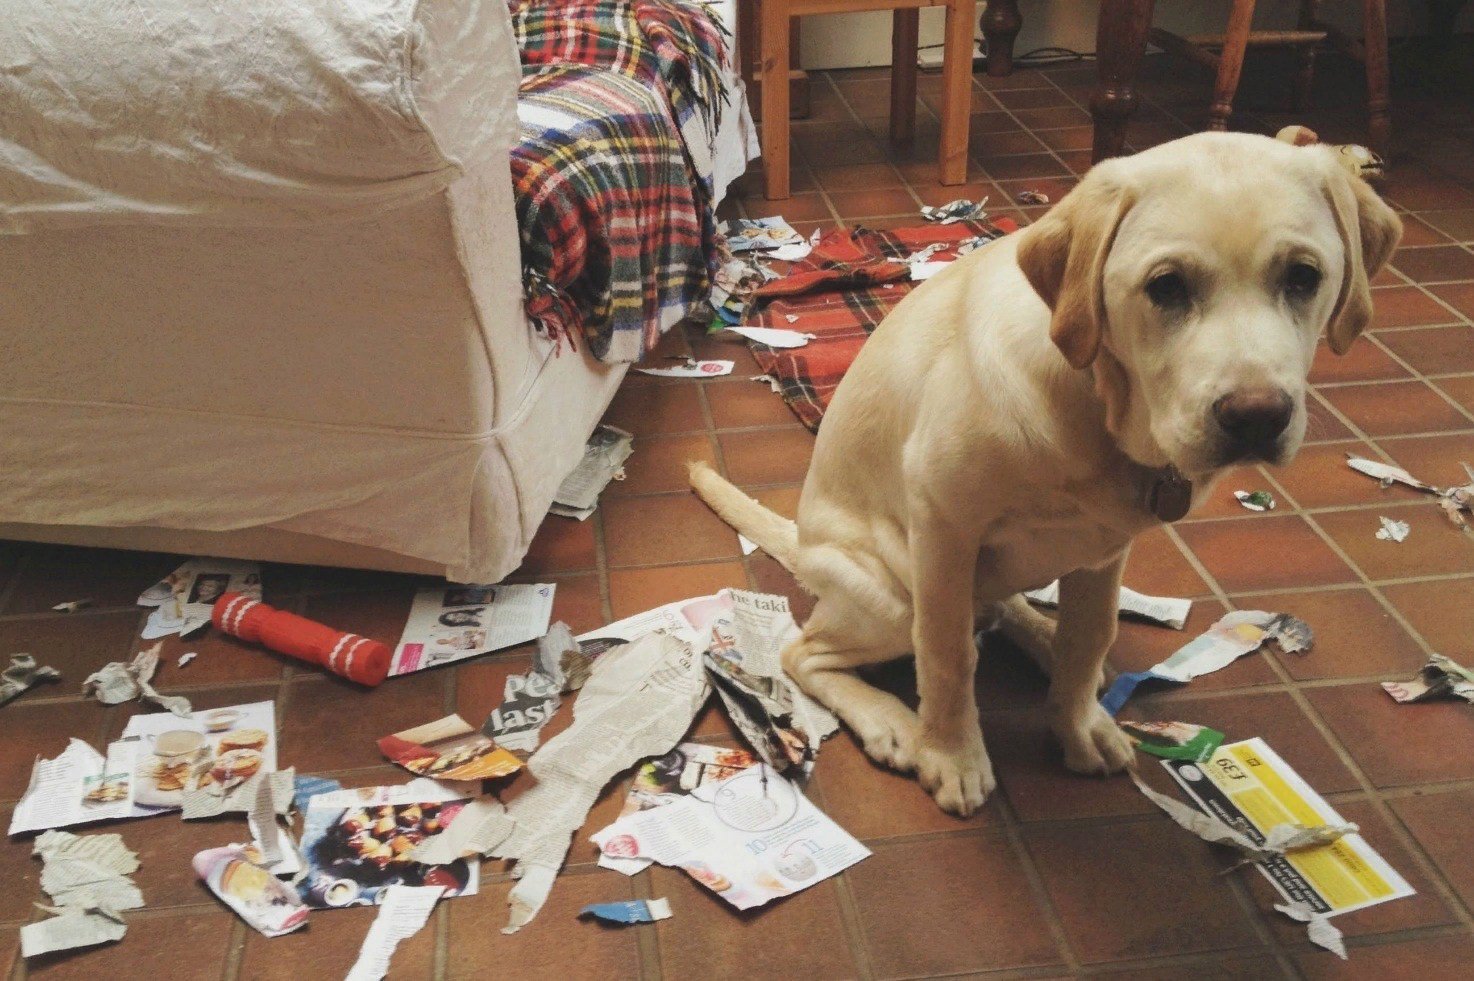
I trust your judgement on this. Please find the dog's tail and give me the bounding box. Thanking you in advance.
[687,461,799,572]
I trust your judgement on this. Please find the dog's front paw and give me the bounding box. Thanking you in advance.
[852,704,920,772]
[1054,705,1134,776]
[917,734,995,817]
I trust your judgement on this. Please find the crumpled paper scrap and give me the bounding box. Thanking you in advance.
[345,885,444,981]
[1375,516,1410,542]
[81,643,191,717]
[1382,654,1474,704]
[1347,454,1474,532]
[21,831,143,958]
[1276,900,1348,959]
[1234,489,1276,511]
[181,766,295,821]
[920,197,988,224]
[2,654,61,707]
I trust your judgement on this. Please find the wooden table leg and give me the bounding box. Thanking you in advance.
[760,0,792,199]
[1362,0,1391,154]
[938,0,975,184]
[890,8,920,143]
[1091,0,1157,163]
[981,0,1022,77]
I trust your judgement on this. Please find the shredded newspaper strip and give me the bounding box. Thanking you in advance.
[2,653,61,707]
[138,558,261,639]
[1024,581,1193,630]
[592,764,870,911]
[1276,900,1348,959]
[344,885,444,981]
[1101,611,1312,715]
[82,643,192,717]
[481,623,579,754]
[390,583,554,676]
[1346,454,1474,533]
[550,425,634,519]
[1382,653,1474,704]
[21,831,143,958]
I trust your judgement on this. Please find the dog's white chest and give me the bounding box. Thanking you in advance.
[975,507,1131,598]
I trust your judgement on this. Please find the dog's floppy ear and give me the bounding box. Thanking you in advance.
[1323,158,1402,354]
[1016,173,1134,369]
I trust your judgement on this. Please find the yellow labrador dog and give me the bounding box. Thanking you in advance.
[690,132,1400,816]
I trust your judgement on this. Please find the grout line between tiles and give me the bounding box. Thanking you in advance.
[989,790,1084,975]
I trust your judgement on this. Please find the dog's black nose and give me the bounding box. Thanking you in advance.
[1213,388,1293,455]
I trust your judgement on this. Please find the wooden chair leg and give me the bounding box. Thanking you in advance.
[937,0,974,184]
[1209,0,1256,131]
[760,0,792,199]
[1091,0,1158,163]
[1362,0,1391,154]
[1291,0,1320,110]
[981,0,1021,77]
[890,8,920,143]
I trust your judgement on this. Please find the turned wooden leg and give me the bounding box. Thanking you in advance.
[938,0,974,184]
[760,0,792,199]
[1291,0,1320,111]
[1362,0,1390,155]
[981,0,1021,77]
[1091,0,1157,163]
[1209,0,1255,131]
[890,8,920,143]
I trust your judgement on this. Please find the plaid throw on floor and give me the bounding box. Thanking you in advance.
[514,65,709,362]
[742,220,1019,432]
[510,0,731,362]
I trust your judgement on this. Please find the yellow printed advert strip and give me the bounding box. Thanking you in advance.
[1166,737,1413,916]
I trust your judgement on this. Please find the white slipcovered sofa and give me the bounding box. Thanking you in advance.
[0,0,632,583]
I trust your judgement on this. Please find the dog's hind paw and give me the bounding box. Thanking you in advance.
[917,735,995,817]
[1056,705,1134,776]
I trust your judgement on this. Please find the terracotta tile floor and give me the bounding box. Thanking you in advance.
[5,42,1474,980]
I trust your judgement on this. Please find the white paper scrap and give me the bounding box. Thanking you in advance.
[2,653,61,707]
[82,643,192,717]
[51,600,91,613]
[910,261,950,281]
[739,534,759,556]
[1345,455,1431,491]
[390,583,555,676]
[1025,581,1192,630]
[725,326,815,348]
[552,426,633,519]
[21,831,143,958]
[1375,516,1410,542]
[344,885,444,981]
[635,360,735,379]
[1277,901,1348,959]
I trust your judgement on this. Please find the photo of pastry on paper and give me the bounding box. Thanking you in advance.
[377,715,521,782]
[124,701,275,811]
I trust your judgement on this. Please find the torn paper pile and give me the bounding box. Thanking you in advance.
[481,622,580,754]
[194,844,309,937]
[379,715,521,781]
[1149,738,1412,955]
[593,764,869,911]
[390,583,554,675]
[1101,611,1312,715]
[82,643,192,717]
[1025,581,1192,630]
[345,885,443,981]
[2,653,60,707]
[138,557,261,639]
[721,216,802,253]
[551,425,634,520]
[21,831,143,958]
[1347,454,1474,531]
[297,780,479,909]
[1382,653,1474,704]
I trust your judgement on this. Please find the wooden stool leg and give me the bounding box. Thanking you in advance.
[1362,0,1391,154]
[1091,0,1157,163]
[1292,0,1320,110]
[890,8,920,143]
[938,0,974,184]
[981,0,1021,77]
[1209,0,1256,131]
[760,0,792,199]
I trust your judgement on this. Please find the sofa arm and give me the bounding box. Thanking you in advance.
[0,0,520,233]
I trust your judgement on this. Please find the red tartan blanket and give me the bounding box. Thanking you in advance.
[742,220,1019,432]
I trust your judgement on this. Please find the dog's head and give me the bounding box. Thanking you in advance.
[1016,132,1401,478]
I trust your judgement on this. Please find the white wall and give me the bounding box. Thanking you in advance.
[798,0,1472,71]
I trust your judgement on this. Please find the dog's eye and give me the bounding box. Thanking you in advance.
[1285,262,1322,297]
[1145,272,1189,307]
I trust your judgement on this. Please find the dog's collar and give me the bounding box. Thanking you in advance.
[1145,464,1193,522]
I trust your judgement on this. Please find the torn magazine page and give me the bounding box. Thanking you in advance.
[139,557,261,639]
[575,594,725,655]
[10,738,140,835]
[1382,653,1474,704]
[1119,721,1224,762]
[82,643,192,717]
[193,844,308,937]
[1161,738,1413,917]
[120,699,277,816]
[21,831,143,958]
[390,583,554,676]
[297,780,478,910]
[580,897,671,924]
[551,425,633,520]
[599,742,758,875]
[635,359,734,379]
[344,885,443,981]
[592,764,870,911]
[921,198,988,224]
[482,623,577,754]
[1025,581,1192,630]
[1100,611,1312,715]
[379,715,521,781]
[413,631,711,934]
[722,216,802,252]
[705,589,837,775]
[2,653,61,707]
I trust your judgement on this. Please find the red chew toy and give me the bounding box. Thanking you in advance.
[212,592,391,687]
